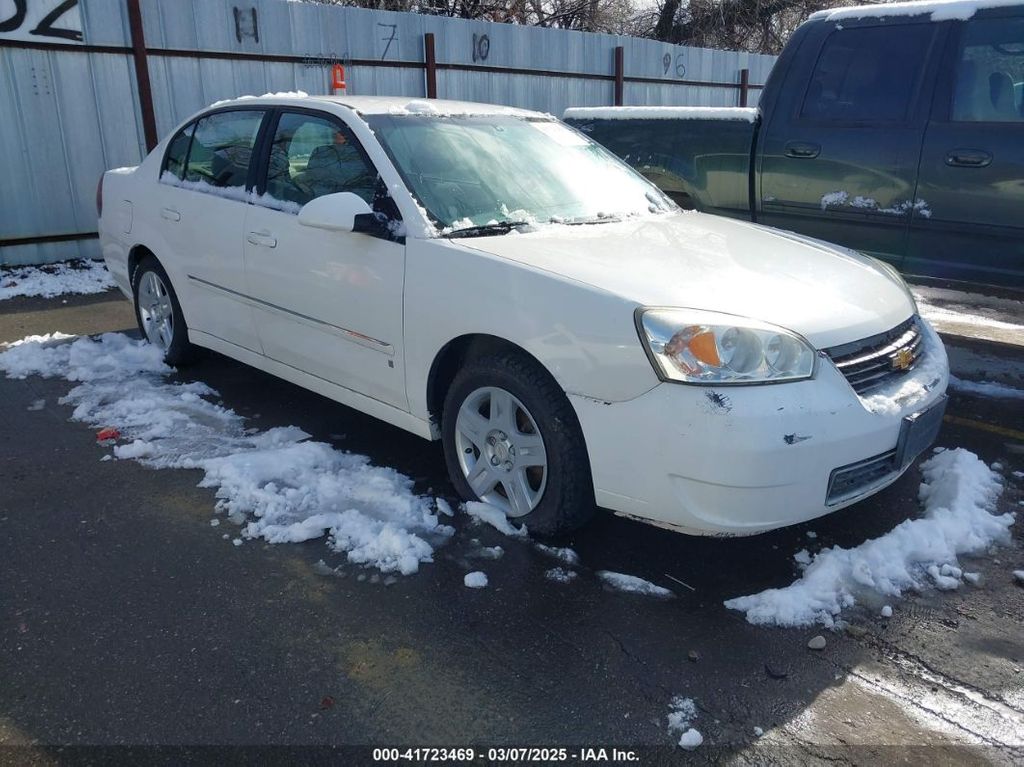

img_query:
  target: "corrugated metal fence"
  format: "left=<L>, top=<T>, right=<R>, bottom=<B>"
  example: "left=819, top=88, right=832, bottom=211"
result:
left=0, top=0, right=777, bottom=265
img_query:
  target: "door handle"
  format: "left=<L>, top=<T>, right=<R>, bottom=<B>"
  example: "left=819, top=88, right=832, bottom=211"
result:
left=246, top=231, right=277, bottom=248
left=945, top=149, right=992, bottom=168
left=784, top=141, right=821, bottom=159
left=160, top=208, right=181, bottom=222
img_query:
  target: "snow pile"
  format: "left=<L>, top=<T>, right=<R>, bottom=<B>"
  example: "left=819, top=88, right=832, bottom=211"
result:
left=563, top=106, right=757, bottom=123
left=666, top=697, right=702, bottom=750
left=811, top=0, right=1019, bottom=23
left=860, top=320, right=947, bottom=415
left=820, top=192, right=931, bottom=218
left=724, top=448, right=1012, bottom=627
left=949, top=376, right=1024, bottom=401
left=209, top=90, right=309, bottom=108
left=820, top=190, right=849, bottom=210
left=597, top=571, right=674, bottom=598
left=0, top=332, right=451, bottom=575
left=464, top=571, right=489, bottom=588
left=536, top=544, right=580, bottom=565
left=464, top=501, right=528, bottom=538
left=0, top=261, right=115, bottom=300
left=545, top=567, right=578, bottom=583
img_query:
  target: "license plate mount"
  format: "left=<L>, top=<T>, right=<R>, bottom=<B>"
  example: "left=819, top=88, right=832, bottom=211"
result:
left=896, top=394, right=948, bottom=471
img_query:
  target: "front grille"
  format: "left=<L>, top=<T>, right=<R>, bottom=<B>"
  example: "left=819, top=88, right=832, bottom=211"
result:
left=827, top=450, right=898, bottom=505
left=825, top=316, right=923, bottom=396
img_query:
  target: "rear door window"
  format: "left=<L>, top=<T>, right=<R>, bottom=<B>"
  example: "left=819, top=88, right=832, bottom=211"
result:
left=952, top=17, right=1024, bottom=122
left=162, top=123, right=194, bottom=180
left=183, top=110, right=265, bottom=190
left=801, top=25, right=933, bottom=123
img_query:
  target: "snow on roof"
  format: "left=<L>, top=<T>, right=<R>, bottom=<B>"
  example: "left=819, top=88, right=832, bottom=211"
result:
left=810, top=0, right=1020, bottom=23
left=208, top=93, right=543, bottom=118
left=562, top=106, right=758, bottom=122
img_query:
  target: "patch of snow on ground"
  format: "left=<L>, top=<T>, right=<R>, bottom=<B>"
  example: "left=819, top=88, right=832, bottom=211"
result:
left=464, top=571, right=488, bottom=588
left=536, top=543, right=580, bottom=565
left=0, top=332, right=452, bottom=575
left=666, top=696, right=702, bottom=749
left=464, top=501, right=528, bottom=538
left=597, top=570, right=674, bottom=598
left=949, top=375, right=1024, bottom=400
left=724, top=448, right=1011, bottom=627
left=0, top=261, right=115, bottom=301
left=545, top=567, right=577, bottom=583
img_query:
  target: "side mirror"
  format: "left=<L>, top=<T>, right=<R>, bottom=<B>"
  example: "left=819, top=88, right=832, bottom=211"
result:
left=297, top=192, right=372, bottom=232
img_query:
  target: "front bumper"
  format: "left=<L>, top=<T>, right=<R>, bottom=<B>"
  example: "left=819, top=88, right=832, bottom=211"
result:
left=570, top=320, right=949, bottom=536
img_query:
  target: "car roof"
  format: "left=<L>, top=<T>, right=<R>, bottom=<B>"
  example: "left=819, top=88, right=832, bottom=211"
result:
left=808, top=0, right=1020, bottom=23
left=209, top=92, right=548, bottom=119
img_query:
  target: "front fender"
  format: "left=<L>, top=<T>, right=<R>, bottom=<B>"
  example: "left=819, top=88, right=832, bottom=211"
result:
left=403, top=239, right=660, bottom=421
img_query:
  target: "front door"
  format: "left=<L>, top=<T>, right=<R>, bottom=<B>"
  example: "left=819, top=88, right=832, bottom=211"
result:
left=908, top=10, right=1024, bottom=288
left=758, top=21, right=944, bottom=265
left=242, top=110, right=408, bottom=409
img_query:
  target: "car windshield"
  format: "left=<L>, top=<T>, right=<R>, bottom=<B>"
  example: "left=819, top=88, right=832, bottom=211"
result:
left=364, top=113, right=675, bottom=231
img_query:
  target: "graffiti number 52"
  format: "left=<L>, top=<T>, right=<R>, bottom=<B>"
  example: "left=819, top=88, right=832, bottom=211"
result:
left=0, top=0, right=83, bottom=42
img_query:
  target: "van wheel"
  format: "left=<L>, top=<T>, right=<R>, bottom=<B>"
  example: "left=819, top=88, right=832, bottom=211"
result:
left=441, top=350, right=595, bottom=536
left=132, top=256, right=194, bottom=366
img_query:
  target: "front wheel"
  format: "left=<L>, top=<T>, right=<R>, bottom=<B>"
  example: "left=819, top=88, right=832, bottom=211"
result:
left=132, top=256, right=194, bottom=366
left=441, top=350, right=595, bottom=536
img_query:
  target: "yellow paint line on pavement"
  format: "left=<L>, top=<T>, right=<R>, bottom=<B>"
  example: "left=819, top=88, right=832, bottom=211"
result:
left=944, top=414, right=1024, bottom=442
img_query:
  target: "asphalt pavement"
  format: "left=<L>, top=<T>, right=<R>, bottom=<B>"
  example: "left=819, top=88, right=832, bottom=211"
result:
left=0, top=290, right=1022, bottom=765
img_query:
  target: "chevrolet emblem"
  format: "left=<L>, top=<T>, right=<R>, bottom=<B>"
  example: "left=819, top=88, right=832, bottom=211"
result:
left=892, top=347, right=914, bottom=371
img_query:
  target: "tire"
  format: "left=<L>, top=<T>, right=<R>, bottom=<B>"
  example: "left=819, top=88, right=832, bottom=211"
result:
left=131, top=256, right=195, bottom=366
left=441, top=350, right=595, bottom=536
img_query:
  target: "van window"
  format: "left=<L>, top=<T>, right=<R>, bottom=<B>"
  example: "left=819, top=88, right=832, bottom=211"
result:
left=184, top=110, right=265, bottom=189
left=952, top=17, right=1024, bottom=122
left=801, top=25, right=932, bottom=123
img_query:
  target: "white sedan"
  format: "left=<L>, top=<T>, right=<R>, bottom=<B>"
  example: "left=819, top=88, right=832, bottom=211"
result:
left=98, top=94, right=949, bottom=536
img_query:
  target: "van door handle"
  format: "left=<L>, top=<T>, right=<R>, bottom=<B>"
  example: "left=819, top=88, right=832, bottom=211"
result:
left=247, top=230, right=277, bottom=248
left=945, top=149, right=992, bottom=168
left=160, top=208, right=181, bottom=222
left=784, top=141, right=821, bottom=159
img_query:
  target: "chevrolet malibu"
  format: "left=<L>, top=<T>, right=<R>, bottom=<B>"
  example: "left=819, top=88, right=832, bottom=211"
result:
left=98, top=95, right=949, bottom=537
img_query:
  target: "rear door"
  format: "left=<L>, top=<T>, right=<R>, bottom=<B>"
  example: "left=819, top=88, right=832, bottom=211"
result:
left=242, top=108, right=409, bottom=409
left=757, top=20, right=945, bottom=265
left=908, top=8, right=1024, bottom=288
left=155, top=108, right=268, bottom=351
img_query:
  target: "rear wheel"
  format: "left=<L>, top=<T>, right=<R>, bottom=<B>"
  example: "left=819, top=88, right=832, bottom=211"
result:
left=132, top=256, right=194, bottom=366
left=441, top=350, right=595, bottom=536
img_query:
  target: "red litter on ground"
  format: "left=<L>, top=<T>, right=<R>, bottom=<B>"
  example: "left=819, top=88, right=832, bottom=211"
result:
left=96, top=427, right=120, bottom=441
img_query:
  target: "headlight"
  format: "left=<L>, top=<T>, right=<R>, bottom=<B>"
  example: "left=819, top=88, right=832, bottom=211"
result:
left=637, top=308, right=816, bottom=384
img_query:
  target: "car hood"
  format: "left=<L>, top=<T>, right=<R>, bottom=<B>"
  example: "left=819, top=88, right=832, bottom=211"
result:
left=456, top=212, right=915, bottom=349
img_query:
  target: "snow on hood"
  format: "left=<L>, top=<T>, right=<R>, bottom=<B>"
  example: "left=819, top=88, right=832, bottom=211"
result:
left=456, top=213, right=916, bottom=349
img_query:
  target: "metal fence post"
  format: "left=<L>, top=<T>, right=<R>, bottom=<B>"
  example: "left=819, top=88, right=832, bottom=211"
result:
left=126, top=0, right=158, bottom=152
left=424, top=33, right=437, bottom=99
left=739, top=67, right=750, bottom=107
left=613, top=46, right=624, bottom=106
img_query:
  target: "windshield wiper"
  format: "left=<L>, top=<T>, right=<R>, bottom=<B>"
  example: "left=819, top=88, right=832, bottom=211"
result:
left=445, top=221, right=530, bottom=238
